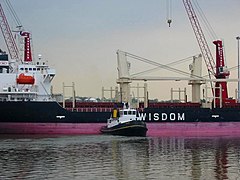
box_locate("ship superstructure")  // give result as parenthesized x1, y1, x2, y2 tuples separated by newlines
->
(0, 2, 55, 102)
(0, 52, 55, 101)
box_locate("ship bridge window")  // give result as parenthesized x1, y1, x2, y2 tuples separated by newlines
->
(33, 68, 36, 71)
(124, 111, 127, 115)
(128, 111, 136, 115)
(20, 68, 24, 71)
(29, 68, 32, 71)
(219, 67, 223, 73)
(37, 68, 40, 71)
(119, 111, 123, 116)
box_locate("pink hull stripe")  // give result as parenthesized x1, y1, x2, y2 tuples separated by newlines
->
(0, 123, 105, 135)
(148, 122, 240, 136)
(1, 122, 240, 136)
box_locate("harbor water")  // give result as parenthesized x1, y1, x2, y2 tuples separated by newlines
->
(1, 135, 240, 180)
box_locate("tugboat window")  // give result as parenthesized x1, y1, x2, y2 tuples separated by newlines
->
(120, 111, 123, 116)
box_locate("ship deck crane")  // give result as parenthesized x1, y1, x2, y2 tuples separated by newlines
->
(182, 0, 234, 105)
(0, 2, 20, 71)
(0, 0, 34, 72)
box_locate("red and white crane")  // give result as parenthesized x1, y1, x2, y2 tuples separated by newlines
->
(0, 1, 33, 72)
(183, 0, 234, 105)
(0, 3, 20, 63)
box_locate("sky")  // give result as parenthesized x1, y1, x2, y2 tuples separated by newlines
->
(1, 0, 240, 100)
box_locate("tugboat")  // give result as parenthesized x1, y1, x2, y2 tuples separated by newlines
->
(100, 103, 148, 137)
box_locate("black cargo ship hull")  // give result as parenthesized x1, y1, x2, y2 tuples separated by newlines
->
(1, 101, 240, 135)
(0, 101, 240, 123)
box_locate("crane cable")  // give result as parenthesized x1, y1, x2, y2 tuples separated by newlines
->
(193, 1, 229, 69)
(3, 0, 22, 29)
(192, 0, 217, 40)
(166, 0, 172, 27)
(121, 51, 204, 79)
(131, 55, 195, 77)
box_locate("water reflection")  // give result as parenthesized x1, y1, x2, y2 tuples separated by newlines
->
(1, 135, 240, 179)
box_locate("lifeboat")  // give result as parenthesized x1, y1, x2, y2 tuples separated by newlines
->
(16, 73, 35, 84)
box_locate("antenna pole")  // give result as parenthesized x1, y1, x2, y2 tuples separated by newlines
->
(237, 36, 240, 102)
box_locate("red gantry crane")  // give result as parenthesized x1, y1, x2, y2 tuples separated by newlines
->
(0, 0, 33, 71)
(182, 0, 235, 106)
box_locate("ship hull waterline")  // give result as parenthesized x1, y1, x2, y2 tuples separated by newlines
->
(2, 122, 240, 137)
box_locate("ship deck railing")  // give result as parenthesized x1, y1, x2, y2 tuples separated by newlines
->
(65, 107, 113, 112)
(139, 102, 202, 108)
(0, 91, 38, 101)
(63, 102, 204, 112)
